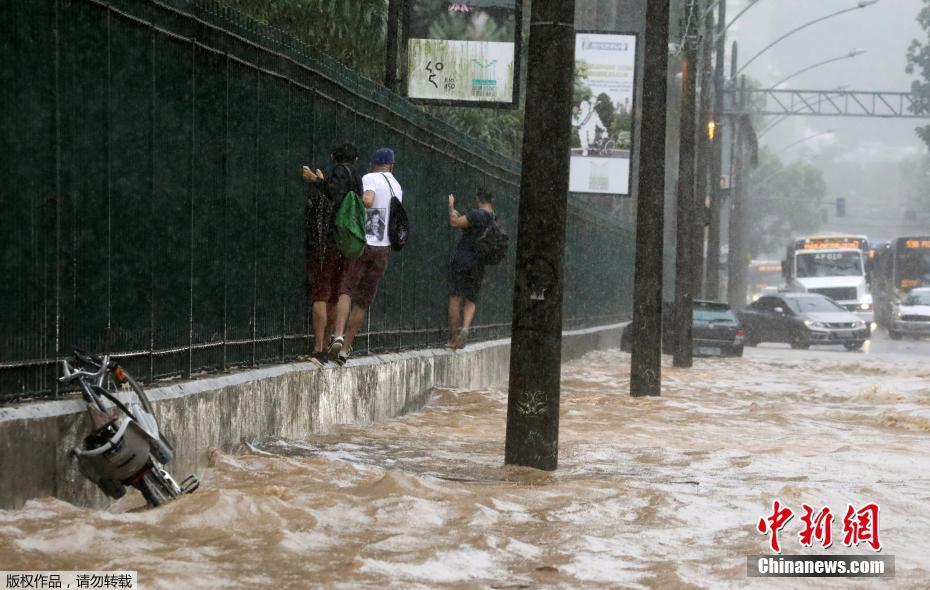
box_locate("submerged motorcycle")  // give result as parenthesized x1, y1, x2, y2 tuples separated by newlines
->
(60, 348, 199, 507)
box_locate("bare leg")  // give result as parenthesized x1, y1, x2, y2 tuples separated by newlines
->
(343, 304, 367, 352)
(462, 299, 477, 330)
(332, 294, 352, 338)
(448, 296, 462, 343)
(312, 300, 328, 352)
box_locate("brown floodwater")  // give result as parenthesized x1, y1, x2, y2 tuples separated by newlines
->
(2, 348, 930, 589)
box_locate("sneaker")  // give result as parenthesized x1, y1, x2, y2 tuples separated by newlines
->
(309, 351, 329, 368)
(444, 340, 456, 350)
(453, 328, 470, 350)
(335, 352, 349, 367)
(327, 336, 344, 360)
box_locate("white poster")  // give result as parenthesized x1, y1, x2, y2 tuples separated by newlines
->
(570, 33, 638, 196)
(405, 0, 521, 106)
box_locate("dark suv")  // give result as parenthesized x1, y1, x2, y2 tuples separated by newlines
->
(738, 292, 870, 351)
(620, 300, 744, 357)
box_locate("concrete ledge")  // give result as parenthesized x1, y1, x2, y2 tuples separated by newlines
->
(0, 323, 625, 509)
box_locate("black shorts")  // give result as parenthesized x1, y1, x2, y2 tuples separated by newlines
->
(449, 259, 486, 303)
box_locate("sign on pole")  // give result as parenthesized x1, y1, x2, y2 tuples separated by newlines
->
(569, 32, 639, 196)
(404, 0, 523, 107)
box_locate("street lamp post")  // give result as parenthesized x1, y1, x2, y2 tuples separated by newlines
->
(768, 50, 865, 90)
(735, 1, 879, 78)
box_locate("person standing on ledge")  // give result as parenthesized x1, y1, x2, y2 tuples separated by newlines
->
(447, 188, 495, 349)
(328, 148, 403, 365)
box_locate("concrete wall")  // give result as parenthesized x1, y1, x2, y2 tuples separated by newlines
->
(0, 323, 625, 510)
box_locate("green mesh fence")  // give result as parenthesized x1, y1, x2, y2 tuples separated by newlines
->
(0, 0, 634, 403)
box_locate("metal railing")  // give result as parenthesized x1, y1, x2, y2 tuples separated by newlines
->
(0, 0, 634, 403)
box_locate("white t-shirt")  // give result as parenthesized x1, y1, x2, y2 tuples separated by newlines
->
(361, 172, 403, 247)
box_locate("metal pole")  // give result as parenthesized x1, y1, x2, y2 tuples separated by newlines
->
(629, 0, 671, 397)
(673, 0, 699, 368)
(705, 0, 726, 300)
(504, 0, 575, 471)
(385, 0, 402, 91)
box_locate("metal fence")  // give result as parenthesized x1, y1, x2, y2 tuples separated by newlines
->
(0, 0, 635, 403)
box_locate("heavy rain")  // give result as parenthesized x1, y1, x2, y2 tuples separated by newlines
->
(1, 0, 929, 588)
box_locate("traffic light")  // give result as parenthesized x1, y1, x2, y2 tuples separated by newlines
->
(836, 197, 846, 218)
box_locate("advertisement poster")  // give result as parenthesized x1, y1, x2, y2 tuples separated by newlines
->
(405, 0, 522, 106)
(570, 32, 638, 196)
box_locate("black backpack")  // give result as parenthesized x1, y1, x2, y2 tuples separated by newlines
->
(474, 214, 509, 265)
(382, 174, 409, 251)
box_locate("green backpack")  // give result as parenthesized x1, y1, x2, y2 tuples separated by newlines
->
(333, 189, 367, 260)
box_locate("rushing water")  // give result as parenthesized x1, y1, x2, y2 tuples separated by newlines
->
(3, 348, 930, 589)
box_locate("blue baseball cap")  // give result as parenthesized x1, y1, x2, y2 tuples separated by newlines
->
(371, 147, 395, 165)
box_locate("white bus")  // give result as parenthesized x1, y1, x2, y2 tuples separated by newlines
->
(783, 235, 873, 322)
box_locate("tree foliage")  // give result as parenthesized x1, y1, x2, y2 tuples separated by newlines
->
(746, 151, 828, 258)
(906, 0, 930, 148)
(223, 0, 390, 80)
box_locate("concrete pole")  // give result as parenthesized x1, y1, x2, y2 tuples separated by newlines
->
(727, 77, 748, 310)
(694, 4, 714, 300)
(705, 0, 726, 300)
(629, 0, 671, 397)
(673, 0, 699, 368)
(504, 0, 575, 471)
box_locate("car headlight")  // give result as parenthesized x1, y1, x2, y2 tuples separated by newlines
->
(859, 303, 872, 311)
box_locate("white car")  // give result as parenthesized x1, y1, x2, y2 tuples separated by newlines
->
(890, 288, 930, 340)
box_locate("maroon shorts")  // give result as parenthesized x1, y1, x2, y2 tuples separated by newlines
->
(308, 245, 346, 304)
(339, 245, 390, 307)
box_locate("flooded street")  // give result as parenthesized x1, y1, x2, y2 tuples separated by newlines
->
(3, 346, 930, 589)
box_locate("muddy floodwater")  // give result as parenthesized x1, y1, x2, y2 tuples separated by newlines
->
(3, 348, 930, 588)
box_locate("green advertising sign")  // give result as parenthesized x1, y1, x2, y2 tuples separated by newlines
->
(405, 0, 522, 107)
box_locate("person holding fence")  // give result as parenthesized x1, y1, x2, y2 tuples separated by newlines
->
(446, 188, 496, 349)
(327, 147, 403, 365)
(302, 142, 363, 367)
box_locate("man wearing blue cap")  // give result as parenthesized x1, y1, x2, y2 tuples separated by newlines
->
(328, 147, 403, 365)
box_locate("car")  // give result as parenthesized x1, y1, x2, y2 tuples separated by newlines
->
(620, 300, 744, 357)
(738, 292, 870, 351)
(889, 287, 930, 340)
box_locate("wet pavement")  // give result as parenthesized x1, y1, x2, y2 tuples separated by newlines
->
(2, 344, 929, 589)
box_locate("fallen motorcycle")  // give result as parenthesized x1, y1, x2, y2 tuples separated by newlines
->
(60, 348, 199, 507)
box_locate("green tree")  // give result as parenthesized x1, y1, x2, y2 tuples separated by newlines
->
(907, 0, 930, 147)
(746, 151, 828, 258)
(223, 0, 390, 80)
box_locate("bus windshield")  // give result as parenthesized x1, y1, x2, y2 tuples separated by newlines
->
(896, 246, 930, 290)
(796, 251, 863, 278)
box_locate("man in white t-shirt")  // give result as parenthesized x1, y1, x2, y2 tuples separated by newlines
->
(328, 147, 403, 365)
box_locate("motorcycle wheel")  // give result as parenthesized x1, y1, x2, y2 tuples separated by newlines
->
(135, 465, 179, 508)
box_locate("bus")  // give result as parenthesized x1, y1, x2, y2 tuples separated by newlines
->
(748, 260, 783, 302)
(873, 236, 930, 329)
(783, 234, 873, 321)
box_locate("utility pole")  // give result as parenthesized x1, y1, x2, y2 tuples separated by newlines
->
(385, 0, 402, 91)
(673, 0, 699, 368)
(727, 76, 748, 310)
(630, 0, 671, 397)
(694, 5, 714, 300)
(705, 0, 726, 300)
(504, 0, 575, 471)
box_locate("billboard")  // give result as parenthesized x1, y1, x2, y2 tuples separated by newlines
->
(405, 0, 522, 107)
(570, 32, 639, 196)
